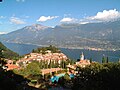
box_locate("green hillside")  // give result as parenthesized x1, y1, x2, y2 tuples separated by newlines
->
(0, 42, 19, 59)
(32, 45, 61, 54)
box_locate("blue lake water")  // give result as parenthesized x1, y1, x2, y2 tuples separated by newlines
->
(2, 42, 120, 63)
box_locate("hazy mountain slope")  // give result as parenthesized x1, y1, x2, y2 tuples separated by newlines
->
(0, 24, 53, 44)
(0, 20, 120, 50)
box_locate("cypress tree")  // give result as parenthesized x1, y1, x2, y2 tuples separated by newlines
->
(90, 58, 92, 63)
(102, 56, 105, 63)
(106, 57, 109, 63)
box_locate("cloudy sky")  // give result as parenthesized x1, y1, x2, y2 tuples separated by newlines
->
(0, 0, 120, 33)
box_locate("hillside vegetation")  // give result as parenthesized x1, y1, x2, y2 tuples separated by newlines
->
(0, 42, 19, 59)
(32, 45, 61, 54)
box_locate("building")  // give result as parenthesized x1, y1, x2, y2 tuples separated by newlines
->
(80, 52, 84, 60)
(3, 63, 19, 71)
(16, 52, 68, 67)
(76, 52, 90, 67)
(41, 68, 63, 75)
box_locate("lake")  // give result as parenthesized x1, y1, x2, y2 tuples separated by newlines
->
(2, 42, 120, 63)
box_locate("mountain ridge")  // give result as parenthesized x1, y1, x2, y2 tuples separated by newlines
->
(0, 20, 120, 50)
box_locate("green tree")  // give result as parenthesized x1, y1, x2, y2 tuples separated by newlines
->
(31, 45, 60, 54)
(24, 61, 41, 76)
(51, 60, 55, 68)
(102, 56, 106, 63)
(54, 60, 59, 68)
(106, 57, 109, 63)
(39, 60, 43, 69)
(64, 73, 71, 81)
(61, 60, 66, 69)
(0, 48, 6, 67)
(0, 48, 4, 59)
(90, 58, 92, 63)
(32, 49, 35, 53)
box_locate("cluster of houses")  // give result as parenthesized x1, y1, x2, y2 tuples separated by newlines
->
(16, 50, 68, 67)
(3, 50, 91, 76)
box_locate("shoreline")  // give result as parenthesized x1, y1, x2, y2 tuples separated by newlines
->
(2, 41, 120, 52)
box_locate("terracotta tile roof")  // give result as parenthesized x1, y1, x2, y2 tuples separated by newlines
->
(80, 60, 90, 64)
(5, 64, 19, 70)
(17, 52, 68, 64)
(41, 68, 62, 75)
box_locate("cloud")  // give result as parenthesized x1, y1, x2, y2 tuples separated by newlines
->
(0, 32, 7, 34)
(10, 17, 26, 24)
(79, 22, 89, 24)
(37, 16, 59, 22)
(0, 16, 6, 19)
(60, 17, 76, 22)
(87, 9, 120, 22)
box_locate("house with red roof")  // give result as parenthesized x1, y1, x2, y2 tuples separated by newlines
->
(5, 64, 19, 71)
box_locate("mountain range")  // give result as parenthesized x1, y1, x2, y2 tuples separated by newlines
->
(0, 20, 120, 50)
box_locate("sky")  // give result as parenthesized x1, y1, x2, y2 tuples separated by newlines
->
(0, 0, 120, 33)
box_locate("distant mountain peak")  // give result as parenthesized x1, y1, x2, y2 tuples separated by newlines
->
(24, 24, 50, 30)
(1, 20, 120, 50)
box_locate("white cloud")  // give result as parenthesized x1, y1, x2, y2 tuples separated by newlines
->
(87, 9, 120, 22)
(79, 22, 89, 24)
(16, 0, 25, 2)
(37, 16, 59, 22)
(10, 17, 26, 24)
(0, 32, 7, 34)
(60, 17, 76, 22)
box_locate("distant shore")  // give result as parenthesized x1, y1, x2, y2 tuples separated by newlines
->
(2, 41, 120, 52)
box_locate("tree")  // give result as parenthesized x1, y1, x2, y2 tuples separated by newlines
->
(90, 58, 92, 63)
(32, 49, 35, 53)
(61, 60, 66, 69)
(24, 62, 41, 76)
(0, 48, 4, 59)
(31, 45, 60, 54)
(73, 62, 120, 90)
(64, 73, 71, 81)
(0, 42, 19, 59)
(102, 56, 109, 63)
(102, 56, 106, 63)
(106, 57, 109, 63)
(54, 60, 59, 68)
(0, 48, 6, 67)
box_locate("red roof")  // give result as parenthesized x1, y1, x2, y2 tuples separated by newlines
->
(5, 64, 19, 70)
